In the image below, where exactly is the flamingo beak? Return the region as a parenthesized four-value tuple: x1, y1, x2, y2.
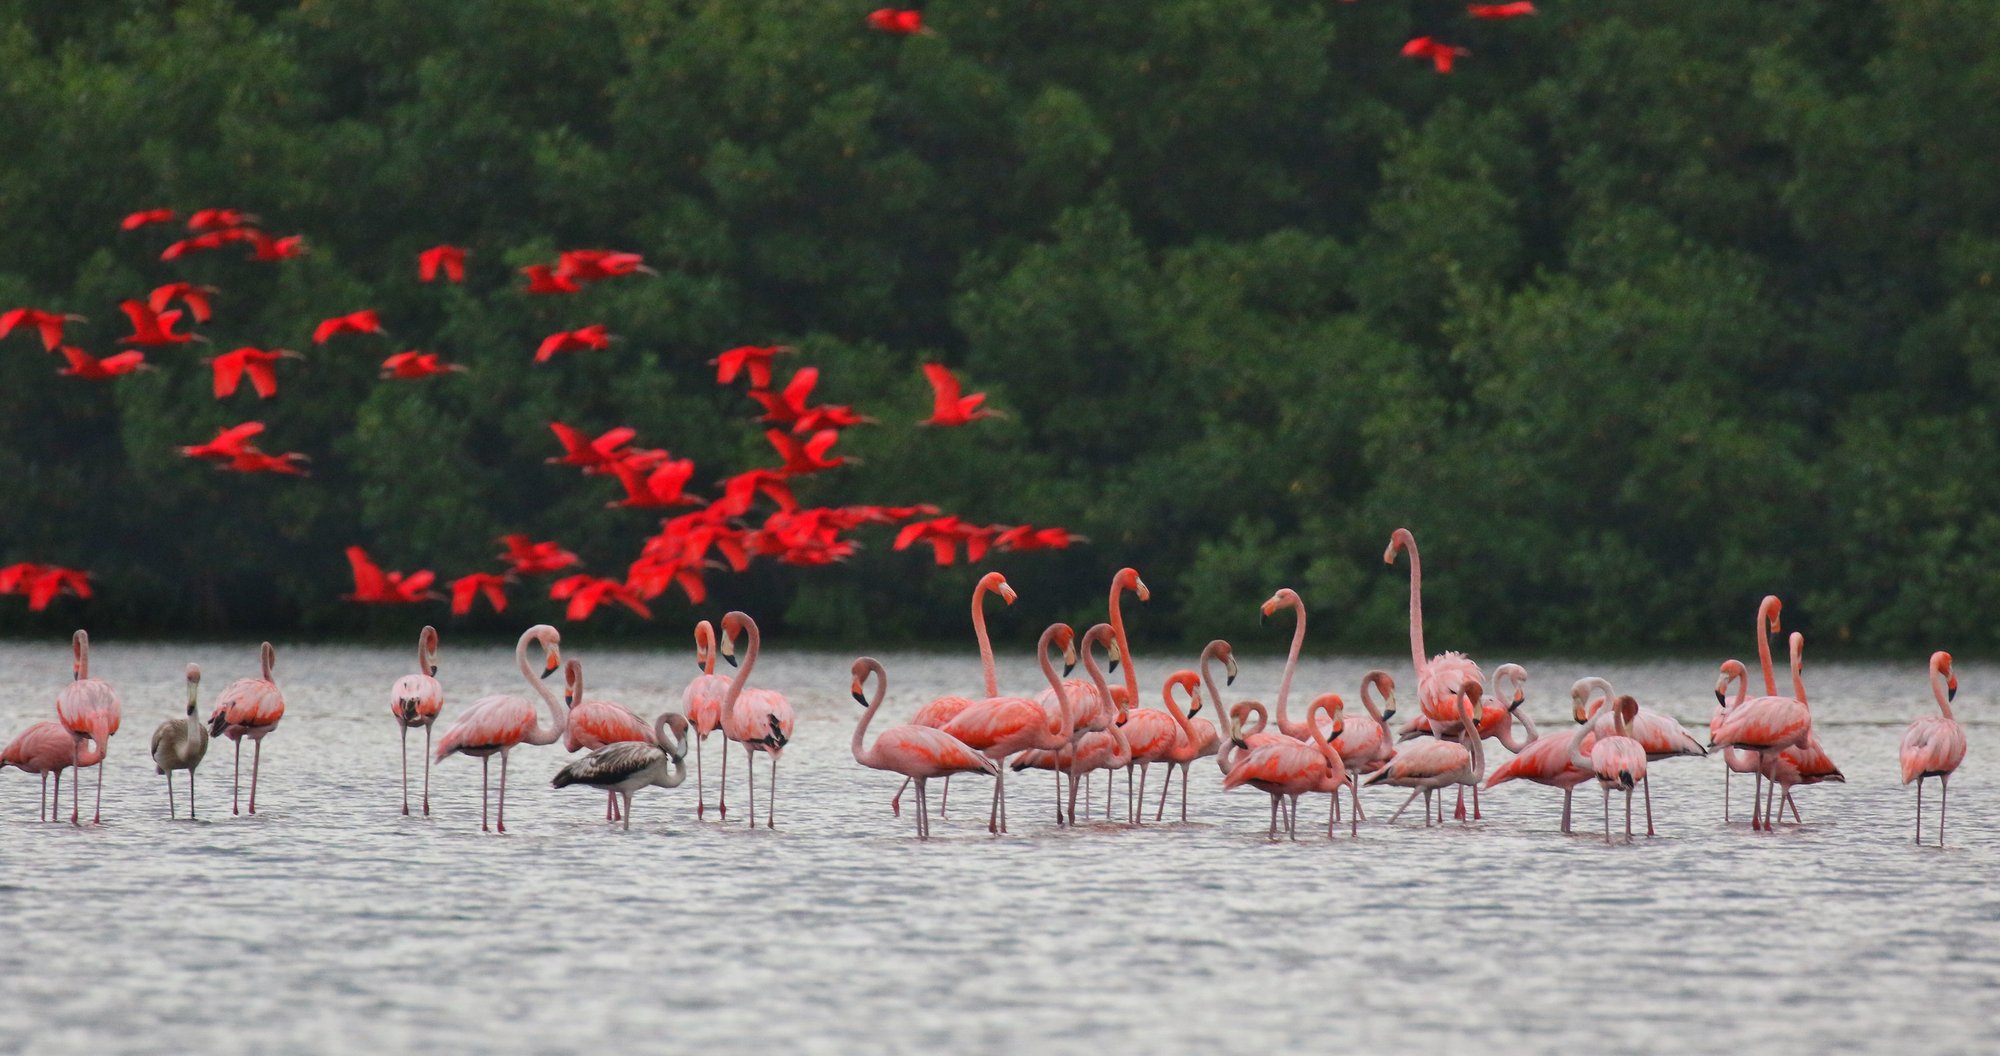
(1063, 659, 1076, 678)
(1135, 578, 1150, 602)
(542, 658, 561, 680)
(1225, 657, 1239, 686)
(851, 687, 867, 707)
(1189, 700, 1202, 717)
(1232, 737, 1249, 750)
(1714, 690, 1726, 706)
(429, 664, 439, 677)
(1381, 709, 1396, 721)
(999, 584, 1017, 605)
(1508, 695, 1525, 713)
(1949, 679, 1958, 702)
(723, 649, 739, 669)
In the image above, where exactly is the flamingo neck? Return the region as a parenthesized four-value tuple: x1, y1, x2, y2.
(722, 622, 761, 725)
(1462, 701, 1486, 780)
(417, 630, 434, 675)
(515, 633, 566, 746)
(1081, 634, 1116, 741)
(1039, 632, 1075, 742)
(1162, 682, 1196, 741)
(1273, 599, 1305, 730)
(851, 665, 885, 765)
(1510, 707, 1539, 746)
(1400, 537, 1428, 679)
(1933, 668, 1956, 722)
(1756, 607, 1778, 697)
(1788, 635, 1808, 711)
(260, 644, 274, 683)
(1109, 583, 1141, 712)
(973, 582, 999, 698)
(1199, 649, 1228, 718)
(74, 636, 88, 681)
(654, 712, 687, 758)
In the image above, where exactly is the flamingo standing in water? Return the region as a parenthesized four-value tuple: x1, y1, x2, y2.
(150, 664, 209, 819)
(1712, 659, 1796, 823)
(683, 620, 730, 819)
(1154, 640, 1230, 820)
(850, 657, 1000, 839)
(55, 630, 121, 825)
(209, 641, 286, 815)
(1260, 588, 1321, 742)
(2, 721, 103, 821)
(1364, 683, 1487, 825)
(1063, 624, 1133, 825)
(1770, 632, 1843, 823)
(1720, 596, 1784, 814)
(1144, 671, 1210, 824)
(1331, 671, 1399, 821)
(552, 712, 691, 831)
(1573, 676, 1706, 835)
(1901, 651, 1965, 847)
(1402, 663, 1531, 820)
(1485, 702, 1610, 834)
(1384, 529, 1484, 729)
(388, 626, 444, 816)
(1223, 696, 1349, 839)
(1710, 628, 1811, 832)
(434, 624, 565, 832)
(890, 572, 1016, 820)
(1568, 695, 1648, 844)
(563, 658, 659, 822)
(717, 611, 795, 828)
(942, 623, 1078, 833)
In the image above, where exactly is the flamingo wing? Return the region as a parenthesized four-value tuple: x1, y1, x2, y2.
(1899, 716, 1967, 783)
(436, 695, 533, 759)
(553, 741, 664, 788)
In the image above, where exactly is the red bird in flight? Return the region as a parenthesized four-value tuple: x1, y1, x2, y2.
(748, 367, 878, 433)
(0, 564, 92, 611)
(711, 345, 795, 389)
(344, 547, 439, 603)
(994, 525, 1086, 552)
(556, 250, 655, 282)
(919, 364, 1002, 426)
(535, 324, 614, 363)
(246, 233, 309, 262)
(148, 282, 218, 323)
(714, 469, 798, 516)
(497, 535, 582, 576)
(313, 310, 386, 343)
(418, 245, 468, 283)
(550, 575, 653, 621)
(220, 449, 311, 476)
(448, 572, 511, 616)
(894, 516, 1001, 565)
(121, 208, 176, 230)
(380, 351, 467, 379)
(57, 347, 151, 380)
(767, 429, 854, 475)
(0, 307, 87, 350)
(547, 422, 638, 472)
(206, 347, 303, 399)
(118, 299, 203, 346)
(160, 229, 250, 261)
(1467, 2, 1535, 18)
(180, 422, 268, 461)
(520, 264, 581, 295)
(188, 208, 260, 231)
(607, 456, 704, 509)
(866, 9, 927, 35)
(1402, 37, 1470, 73)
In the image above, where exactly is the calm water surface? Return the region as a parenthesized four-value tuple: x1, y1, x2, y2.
(0, 639, 1994, 1055)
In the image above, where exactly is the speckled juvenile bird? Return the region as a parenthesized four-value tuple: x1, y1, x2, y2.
(150, 664, 209, 819)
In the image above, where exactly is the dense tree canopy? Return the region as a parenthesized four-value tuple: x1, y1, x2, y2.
(1, 0, 1995, 651)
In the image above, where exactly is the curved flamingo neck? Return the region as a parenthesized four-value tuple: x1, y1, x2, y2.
(74, 633, 88, 681)
(1721, 665, 1747, 709)
(1359, 674, 1387, 724)
(654, 711, 687, 757)
(1198, 645, 1229, 717)
(1461, 697, 1486, 779)
(1579, 677, 1613, 722)
(1394, 532, 1428, 679)
(1109, 579, 1141, 709)
(260, 643, 275, 683)
(1305, 698, 1339, 763)
(1162, 679, 1197, 740)
(418, 628, 437, 675)
(1789, 634, 1807, 710)
(851, 661, 887, 764)
(1756, 598, 1780, 697)
(1511, 707, 1539, 746)
(972, 580, 1000, 698)
(1567, 721, 1592, 772)
(1932, 664, 1956, 722)
(515, 632, 565, 746)
(1081, 630, 1118, 729)
(695, 622, 717, 676)
(722, 618, 762, 723)
(1273, 597, 1306, 730)
(1038, 629, 1075, 741)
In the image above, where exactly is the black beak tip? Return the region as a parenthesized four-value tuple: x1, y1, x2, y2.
(851, 691, 868, 706)
(1231, 738, 1249, 750)
(724, 654, 739, 668)
(541, 666, 559, 681)
(1226, 674, 1236, 686)
(696, 660, 705, 671)
(1714, 691, 1725, 705)
(1949, 686, 1958, 702)
(429, 665, 439, 677)
(1108, 658, 1120, 673)
(1381, 709, 1396, 721)
(1063, 661, 1075, 677)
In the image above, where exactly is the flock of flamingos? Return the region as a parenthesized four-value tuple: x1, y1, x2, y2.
(0, 529, 1970, 847)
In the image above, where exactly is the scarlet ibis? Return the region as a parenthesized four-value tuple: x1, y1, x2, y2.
(641, 507, 752, 573)
(179, 422, 267, 461)
(1402, 37, 1470, 73)
(1, 565, 91, 611)
(148, 282, 218, 323)
(766, 429, 853, 474)
(418, 245, 468, 283)
(714, 469, 798, 516)
(313, 310, 386, 343)
(520, 264, 581, 295)
(894, 516, 1002, 565)
(866, 8, 926, 35)
(0, 308, 87, 350)
(607, 456, 704, 509)
(343, 547, 440, 604)
(497, 535, 582, 576)
(556, 250, 655, 282)
(117, 300, 203, 346)
(1467, 2, 1535, 18)
(547, 423, 637, 472)
(748, 368, 878, 433)
(841, 504, 940, 525)
(188, 208, 259, 231)
(245, 233, 308, 261)
(711, 345, 795, 389)
(448, 573, 511, 616)
(219, 450, 311, 476)
(379, 351, 467, 379)
(121, 208, 176, 230)
(919, 364, 1003, 426)
(161, 229, 250, 261)
(550, 575, 653, 621)
(206, 347, 302, 400)
(625, 553, 709, 605)
(57, 347, 151, 380)
(534, 324, 614, 363)
(994, 525, 1086, 552)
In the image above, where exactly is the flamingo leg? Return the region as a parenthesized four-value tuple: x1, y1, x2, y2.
(1625, 787, 1634, 843)
(1723, 768, 1730, 822)
(1643, 776, 1655, 836)
(891, 778, 908, 818)
(1288, 794, 1300, 841)
(1066, 762, 1083, 827)
(41, 772, 48, 822)
(423, 726, 432, 816)
(248, 739, 262, 815)
(1349, 782, 1361, 837)
(622, 791, 634, 832)
(941, 775, 950, 819)
(1603, 786, 1612, 845)
(1472, 784, 1481, 820)
(1915, 776, 1925, 844)
(988, 755, 1004, 834)
(93, 757, 104, 824)
(481, 755, 491, 832)
(166, 770, 176, 819)
(717, 741, 729, 819)
(1267, 794, 1279, 838)
(1181, 764, 1191, 823)
(768, 756, 778, 829)
(232, 737, 242, 816)
(1939, 774, 1950, 847)
(913, 778, 927, 840)
(401, 725, 410, 816)
(1562, 786, 1573, 834)
(1134, 763, 1147, 825)
(54, 769, 63, 823)
(1764, 770, 1777, 833)
(1156, 764, 1172, 821)
(747, 746, 759, 828)
(1105, 768, 1115, 821)
(496, 749, 510, 833)
(1750, 764, 1763, 831)
(605, 790, 617, 822)
(1785, 791, 1802, 823)
(1388, 787, 1422, 823)
(697, 735, 708, 819)
(188, 769, 197, 821)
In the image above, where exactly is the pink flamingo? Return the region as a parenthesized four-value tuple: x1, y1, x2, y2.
(1330, 671, 1399, 822)
(1144, 671, 1207, 823)
(562, 658, 658, 822)
(891, 571, 1016, 819)
(1770, 632, 1842, 823)
(1567, 695, 1648, 843)
(552, 712, 692, 831)
(434, 624, 565, 832)
(1223, 696, 1350, 839)
(1118, 653, 1189, 824)
(54, 629, 121, 825)
(150, 664, 209, 819)
(389, 626, 444, 816)
(851, 657, 999, 839)
(1260, 588, 1323, 741)
(1363, 683, 1487, 825)
(942, 623, 1078, 833)
(1384, 528, 1484, 728)
(1573, 676, 1706, 835)
(3, 721, 103, 821)
(717, 611, 795, 828)
(682, 620, 730, 818)
(1713, 657, 1808, 825)
(208, 641, 286, 816)
(1063, 624, 1132, 825)
(1485, 705, 1605, 834)
(1710, 629, 1811, 833)
(1901, 650, 1965, 846)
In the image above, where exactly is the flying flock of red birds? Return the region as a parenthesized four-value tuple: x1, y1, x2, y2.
(4, 4, 1528, 618)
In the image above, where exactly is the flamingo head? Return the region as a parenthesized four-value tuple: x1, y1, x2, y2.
(1204, 639, 1238, 686)
(694, 620, 716, 671)
(848, 656, 875, 706)
(420, 625, 440, 676)
(1106, 636, 1122, 674)
(529, 624, 562, 678)
(719, 611, 753, 667)
(1258, 588, 1300, 625)
(1932, 651, 1956, 701)
(1615, 695, 1640, 733)
(1570, 678, 1608, 725)
(979, 572, 1016, 606)
(185, 663, 201, 713)
(1495, 663, 1527, 711)
(1715, 659, 1747, 706)
(561, 660, 583, 706)
(1045, 623, 1077, 676)
(1760, 595, 1782, 636)
(1114, 567, 1149, 603)
(1384, 527, 1415, 565)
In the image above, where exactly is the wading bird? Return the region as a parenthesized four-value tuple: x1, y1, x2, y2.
(389, 626, 445, 816)
(850, 657, 999, 839)
(209, 642, 286, 815)
(150, 664, 209, 819)
(1901, 651, 1966, 847)
(434, 625, 565, 832)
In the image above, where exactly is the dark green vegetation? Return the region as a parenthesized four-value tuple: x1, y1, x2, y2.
(1, 0, 1994, 650)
